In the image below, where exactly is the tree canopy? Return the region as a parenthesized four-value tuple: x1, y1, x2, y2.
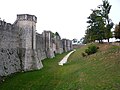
(114, 22, 120, 41)
(84, 0, 113, 43)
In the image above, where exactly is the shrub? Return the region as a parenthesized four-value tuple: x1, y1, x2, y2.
(81, 52, 87, 57)
(85, 44, 98, 55)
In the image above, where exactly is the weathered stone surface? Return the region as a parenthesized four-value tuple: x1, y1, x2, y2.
(0, 21, 21, 76)
(62, 39, 73, 52)
(36, 33, 47, 61)
(0, 48, 21, 76)
(42, 31, 55, 58)
(15, 14, 43, 71)
(54, 34, 63, 54)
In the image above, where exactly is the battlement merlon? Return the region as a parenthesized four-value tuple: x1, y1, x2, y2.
(17, 14, 37, 23)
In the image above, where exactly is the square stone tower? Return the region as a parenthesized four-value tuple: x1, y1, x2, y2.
(15, 14, 43, 71)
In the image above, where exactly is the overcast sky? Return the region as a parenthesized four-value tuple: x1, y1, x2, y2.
(0, 0, 120, 40)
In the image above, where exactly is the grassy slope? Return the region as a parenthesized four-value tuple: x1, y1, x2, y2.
(0, 44, 120, 90)
(68, 44, 120, 90)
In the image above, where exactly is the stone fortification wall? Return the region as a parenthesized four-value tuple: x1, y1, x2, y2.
(54, 34, 63, 54)
(42, 31, 55, 58)
(62, 39, 73, 52)
(0, 14, 73, 77)
(0, 20, 21, 76)
(37, 32, 73, 58)
(36, 33, 47, 61)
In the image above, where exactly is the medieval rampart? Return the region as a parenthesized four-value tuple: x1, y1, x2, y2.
(0, 14, 73, 77)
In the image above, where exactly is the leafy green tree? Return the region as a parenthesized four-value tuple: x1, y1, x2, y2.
(55, 32, 60, 36)
(72, 38, 78, 43)
(85, 0, 113, 43)
(99, 0, 113, 42)
(86, 9, 105, 43)
(82, 35, 90, 44)
(114, 22, 120, 41)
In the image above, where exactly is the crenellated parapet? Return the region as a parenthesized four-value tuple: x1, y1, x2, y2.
(17, 14, 37, 23)
(0, 20, 12, 30)
(0, 20, 6, 26)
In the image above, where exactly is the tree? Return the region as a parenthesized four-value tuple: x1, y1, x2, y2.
(86, 9, 105, 43)
(99, 0, 113, 42)
(85, 0, 113, 43)
(55, 32, 60, 36)
(72, 38, 78, 43)
(114, 22, 120, 41)
(79, 37, 84, 44)
(82, 35, 90, 44)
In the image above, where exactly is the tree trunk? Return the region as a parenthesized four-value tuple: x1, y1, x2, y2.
(107, 38, 109, 43)
(98, 40, 100, 43)
(100, 40, 103, 43)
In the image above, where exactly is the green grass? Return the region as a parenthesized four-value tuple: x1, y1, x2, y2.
(0, 43, 120, 90)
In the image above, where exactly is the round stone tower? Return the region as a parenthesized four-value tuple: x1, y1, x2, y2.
(16, 14, 43, 71)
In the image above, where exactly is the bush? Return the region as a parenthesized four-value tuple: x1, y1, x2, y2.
(81, 52, 87, 57)
(85, 44, 98, 55)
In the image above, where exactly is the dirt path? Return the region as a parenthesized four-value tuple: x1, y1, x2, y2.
(58, 49, 76, 65)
